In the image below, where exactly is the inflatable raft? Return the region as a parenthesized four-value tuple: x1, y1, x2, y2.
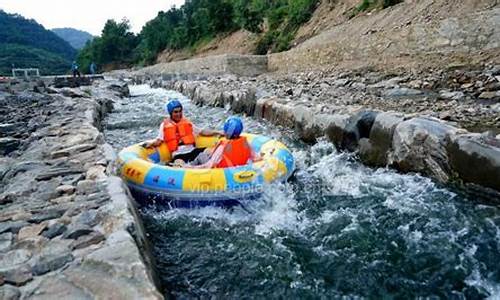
(117, 133, 295, 208)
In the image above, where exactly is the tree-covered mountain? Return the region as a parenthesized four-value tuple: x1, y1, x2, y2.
(52, 27, 94, 50)
(0, 10, 77, 75)
(78, 0, 320, 69)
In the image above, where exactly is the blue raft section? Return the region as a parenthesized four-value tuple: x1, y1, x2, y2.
(117, 133, 295, 208)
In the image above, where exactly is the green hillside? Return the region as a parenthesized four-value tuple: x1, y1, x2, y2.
(52, 27, 94, 50)
(0, 10, 77, 75)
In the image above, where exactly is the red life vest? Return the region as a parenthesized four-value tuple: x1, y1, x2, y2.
(216, 137, 252, 168)
(162, 118, 195, 152)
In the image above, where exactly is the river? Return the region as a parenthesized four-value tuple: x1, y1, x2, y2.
(104, 84, 500, 299)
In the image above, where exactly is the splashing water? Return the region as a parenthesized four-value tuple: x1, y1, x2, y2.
(105, 85, 500, 299)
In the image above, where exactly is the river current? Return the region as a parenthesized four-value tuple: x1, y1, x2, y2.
(104, 84, 500, 299)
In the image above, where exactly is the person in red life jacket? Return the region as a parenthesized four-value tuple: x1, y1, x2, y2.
(144, 99, 223, 162)
(184, 117, 261, 169)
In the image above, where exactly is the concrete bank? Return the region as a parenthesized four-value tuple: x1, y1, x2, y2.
(130, 75, 500, 195)
(0, 81, 162, 298)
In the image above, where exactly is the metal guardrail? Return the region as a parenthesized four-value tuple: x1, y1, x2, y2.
(12, 68, 40, 79)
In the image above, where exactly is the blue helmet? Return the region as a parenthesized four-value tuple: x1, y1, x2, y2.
(223, 117, 243, 139)
(165, 99, 182, 115)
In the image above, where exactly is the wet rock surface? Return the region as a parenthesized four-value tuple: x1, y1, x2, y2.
(132, 64, 500, 193)
(0, 80, 161, 298)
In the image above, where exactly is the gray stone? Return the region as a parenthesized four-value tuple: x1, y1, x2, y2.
(384, 87, 424, 97)
(0, 221, 29, 234)
(3, 161, 47, 180)
(32, 252, 73, 275)
(325, 114, 353, 148)
(0, 232, 13, 252)
(390, 117, 462, 182)
(439, 91, 465, 101)
(71, 232, 105, 250)
(41, 223, 67, 239)
(76, 180, 99, 195)
(0, 264, 32, 286)
(35, 167, 84, 181)
(51, 144, 97, 159)
(74, 210, 101, 227)
(0, 137, 21, 155)
(23, 274, 92, 299)
(28, 210, 65, 224)
(0, 284, 21, 300)
(478, 91, 500, 99)
(56, 185, 76, 195)
(0, 123, 17, 135)
(61, 226, 93, 239)
(361, 112, 405, 166)
(339, 111, 379, 151)
(447, 133, 500, 191)
(0, 249, 32, 269)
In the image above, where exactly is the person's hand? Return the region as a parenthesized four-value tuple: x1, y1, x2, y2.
(142, 140, 160, 148)
(172, 159, 186, 167)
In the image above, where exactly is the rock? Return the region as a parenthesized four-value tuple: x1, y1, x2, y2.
(0, 249, 32, 270)
(35, 167, 84, 181)
(74, 210, 101, 227)
(384, 87, 424, 97)
(390, 117, 462, 182)
(76, 180, 99, 195)
(478, 91, 500, 100)
(325, 114, 351, 147)
(0, 137, 21, 155)
(447, 133, 500, 191)
(41, 223, 67, 239)
(439, 91, 465, 101)
(0, 284, 21, 300)
(61, 226, 93, 239)
(0, 123, 17, 135)
(31, 252, 73, 276)
(28, 210, 65, 224)
(85, 165, 106, 180)
(22, 274, 90, 298)
(71, 232, 105, 250)
(60, 88, 89, 98)
(0, 264, 32, 286)
(17, 223, 47, 240)
(0, 233, 13, 252)
(0, 221, 29, 234)
(56, 185, 76, 195)
(3, 161, 47, 180)
(332, 79, 349, 87)
(50, 144, 97, 159)
(338, 111, 379, 151)
(359, 112, 404, 167)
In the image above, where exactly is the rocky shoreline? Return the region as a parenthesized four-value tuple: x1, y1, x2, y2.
(0, 80, 161, 299)
(129, 65, 500, 195)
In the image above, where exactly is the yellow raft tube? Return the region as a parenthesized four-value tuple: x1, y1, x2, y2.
(117, 133, 295, 208)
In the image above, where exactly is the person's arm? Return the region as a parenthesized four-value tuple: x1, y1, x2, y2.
(143, 122, 164, 148)
(198, 128, 224, 137)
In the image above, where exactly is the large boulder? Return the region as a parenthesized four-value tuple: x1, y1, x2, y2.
(447, 133, 500, 191)
(359, 112, 405, 166)
(339, 110, 379, 151)
(389, 117, 464, 182)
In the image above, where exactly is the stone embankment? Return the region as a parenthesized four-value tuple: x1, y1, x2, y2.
(0, 80, 161, 298)
(131, 65, 500, 194)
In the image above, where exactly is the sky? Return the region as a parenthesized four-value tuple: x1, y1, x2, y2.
(0, 0, 185, 36)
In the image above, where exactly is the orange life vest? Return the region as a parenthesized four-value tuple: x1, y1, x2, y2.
(162, 118, 195, 152)
(216, 137, 252, 168)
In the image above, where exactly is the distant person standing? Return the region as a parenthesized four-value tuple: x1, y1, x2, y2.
(90, 62, 97, 75)
(71, 61, 81, 77)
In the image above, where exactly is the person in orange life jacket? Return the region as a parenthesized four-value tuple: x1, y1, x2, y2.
(144, 99, 223, 162)
(183, 117, 261, 169)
